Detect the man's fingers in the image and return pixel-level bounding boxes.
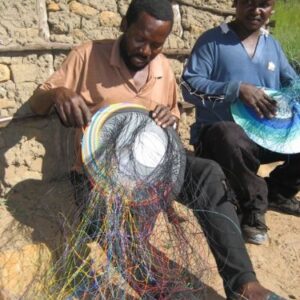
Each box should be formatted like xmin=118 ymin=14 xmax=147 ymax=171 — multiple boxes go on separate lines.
xmin=64 ymin=103 xmax=76 ymax=127
xmin=158 ymin=114 xmax=171 ymax=127
xmin=263 ymin=94 xmax=277 ymax=112
xmin=55 ymin=104 xmax=69 ymax=127
xmin=251 ymin=102 xmax=264 ymax=118
xmin=79 ymin=101 xmax=92 ymax=126
xmin=152 ymin=105 xmax=176 ymax=128
xmin=155 ymin=107 xmax=170 ymax=121
xmin=152 ymin=105 xmax=165 ymax=118
xmin=162 ymin=116 xmax=177 ymax=128
xmin=72 ymin=103 xmax=85 ymax=127
xmin=258 ymin=98 xmax=277 ymax=118
xmin=257 ymin=101 xmax=272 ymax=118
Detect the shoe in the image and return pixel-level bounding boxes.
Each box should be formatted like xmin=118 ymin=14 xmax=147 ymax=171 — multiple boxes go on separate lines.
xmin=229 ymin=281 xmax=287 ymax=300
xmin=268 ymin=194 xmax=300 ymax=216
xmin=242 ymin=213 xmax=268 ymax=245
xmin=229 ymin=291 xmax=287 ymax=300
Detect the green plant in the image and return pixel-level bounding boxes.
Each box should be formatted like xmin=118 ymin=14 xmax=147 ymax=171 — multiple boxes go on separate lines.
xmin=272 ymin=0 xmax=300 ymax=64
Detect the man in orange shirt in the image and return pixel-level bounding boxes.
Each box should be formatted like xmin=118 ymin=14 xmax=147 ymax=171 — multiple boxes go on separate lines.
xmin=29 ymin=0 xmax=284 ymax=299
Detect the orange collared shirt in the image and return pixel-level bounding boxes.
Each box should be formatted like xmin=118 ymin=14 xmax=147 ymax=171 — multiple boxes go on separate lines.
xmin=40 ymin=38 xmax=180 ymax=171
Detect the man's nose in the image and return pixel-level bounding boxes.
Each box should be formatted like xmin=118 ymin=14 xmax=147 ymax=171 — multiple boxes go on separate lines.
xmin=248 ymin=4 xmax=262 ymax=16
xmin=140 ymin=43 xmax=151 ymax=57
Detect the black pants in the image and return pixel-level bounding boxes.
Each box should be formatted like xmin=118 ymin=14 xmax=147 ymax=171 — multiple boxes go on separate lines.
xmin=70 ymin=154 xmax=256 ymax=298
xmin=194 ymin=121 xmax=300 ymax=215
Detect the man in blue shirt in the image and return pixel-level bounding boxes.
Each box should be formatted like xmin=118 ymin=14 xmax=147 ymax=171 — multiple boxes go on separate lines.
xmin=182 ymin=0 xmax=300 ymax=245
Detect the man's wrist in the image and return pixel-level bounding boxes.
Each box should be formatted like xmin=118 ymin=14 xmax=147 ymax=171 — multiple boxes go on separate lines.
xmin=226 ymin=80 xmax=241 ymax=103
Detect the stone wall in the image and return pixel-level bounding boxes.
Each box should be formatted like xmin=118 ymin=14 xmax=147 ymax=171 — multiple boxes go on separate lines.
xmin=0 ymin=0 xmax=234 ymax=195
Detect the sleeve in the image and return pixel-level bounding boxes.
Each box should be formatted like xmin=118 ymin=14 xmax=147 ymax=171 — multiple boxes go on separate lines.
xmin=276 ymin=41 xmax=298 ymax=88
xmin=181 ymin=31 xmax=240 ymax=104
xmin=39 ymin=48 xmax=84 ymax=93
xmin=169 ymin=74 xmax=181 ymax=119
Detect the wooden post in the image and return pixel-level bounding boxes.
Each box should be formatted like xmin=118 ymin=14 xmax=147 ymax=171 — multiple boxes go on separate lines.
xmin=36 ymin=0 xmax=50 ymax=41
xmin=0 ymin=43 xmax=191 ymax=58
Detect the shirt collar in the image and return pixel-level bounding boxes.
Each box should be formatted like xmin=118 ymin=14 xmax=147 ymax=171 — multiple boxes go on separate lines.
xmin=110 ymin=36 xmax=164 ymax=79
xmin=220 ymin=22 xmax=230 ymax=34
xmin=220 ymin=22 xmax=269 ymax=36
xmin=110 ymin=37 xmax=123 ymax=68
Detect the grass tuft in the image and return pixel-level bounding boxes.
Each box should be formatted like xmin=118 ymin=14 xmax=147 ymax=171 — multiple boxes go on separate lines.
xmin=272 ymin=0 xmax=300 ymax=65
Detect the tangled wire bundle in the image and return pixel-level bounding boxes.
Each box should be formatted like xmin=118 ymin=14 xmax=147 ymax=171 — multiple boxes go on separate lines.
xmin=49 ymin=104 xmax=207 ymax=300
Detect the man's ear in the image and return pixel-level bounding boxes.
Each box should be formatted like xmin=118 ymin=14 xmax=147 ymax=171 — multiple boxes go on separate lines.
xmin=120 ymin=17 xmax=128 ymax=33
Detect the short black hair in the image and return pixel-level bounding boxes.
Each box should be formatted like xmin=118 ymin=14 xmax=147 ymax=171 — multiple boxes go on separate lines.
xmin=125 ymin=0 xmax=174 ymax=27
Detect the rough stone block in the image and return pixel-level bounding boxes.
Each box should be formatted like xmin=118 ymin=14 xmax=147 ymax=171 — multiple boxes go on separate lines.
xmin=54 ymin=53 xmax=67 ymax=71
xmin=10 ymin=64 xmax=38 ymax=83
xmin=72 ymin=28 xmax=88 ymax=44
xmin=166 ymin=35 xmax=185 ymax=49
xmin=15 ymin=82 xmax=38 ymax=104
xmin=12 ymin=28 xmax=41 ymax=45
xmin=50 ymin=33 xmax=73 ymax=44
xmin=86 ymin=0 xmax=118 ymax=12
xmin=84 ymin=27 xmax=120 ymax=40
xmin=0 ymin=238 xmax=51 ymax=298
xmin=48 ymin=11 xmax=73 ymax=34
xmin=99 ymin=11 xmax=122 ymax=27
xmin=28 ymin=157 xmax=43 ymax=173
xmin=81 ymin=16 xmax=99 ymax=31
xmin=0 ymin=81 xmax=15 ymax=105
xmin=69 ymin=1 xmax=98 ymax=18
xmin=47 ymin=1 xmax=61 ymax=12
xmin=0 ymin=87 xmax=6 ymax=98
xmin=118 ymin=0 xmax=131 ymax=16
xmin=181 ymin=6 xmax=224 ymax=32
xmin=177 ymin=0 xmax=232 ymax=10
xmin=37 ymin=54 xmax=54 ymax=83
xmin=169 ymin=59 xmax=184 ymax=79
xmin=22 ymin=54 xmax=38 ymax=65
xmin=10 ymin=57 xmax=23 ymax=65
xmin=0 ymin=56 xmax=11 ymax=65
xmin=0 ymin=65 xmax=10 ymax=83
xmin=0 ymin=108 xmax=9 ymax=117
xmin=172 ymin=4 xmax=183 ymax=38
xmin=0 ymin=99 xmax=16 ymax=110
xmin=37 ymin=53 xmax=54 ymax=68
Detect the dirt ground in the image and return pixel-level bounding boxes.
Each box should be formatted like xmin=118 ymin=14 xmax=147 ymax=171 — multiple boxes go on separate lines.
xmin=201 ymin=209 xmax=300 ymax=300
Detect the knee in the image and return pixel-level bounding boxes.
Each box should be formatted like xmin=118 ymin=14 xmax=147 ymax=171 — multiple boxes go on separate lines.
xmin=204 ymin=122 xmax=249 ymax=153
xmin=189 ymin=156 xmax=225 ymax=181
xmin=203 ymin=159 xmax=226 ymax=181
xmin=213 ymin=122 xmax=245 ymax=144
xmin=187 ymin=157 xmax=228 ymax=208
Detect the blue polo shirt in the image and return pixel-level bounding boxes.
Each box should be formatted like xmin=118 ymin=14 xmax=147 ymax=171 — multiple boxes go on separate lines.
xmin=182 ymin=23 xmax=297 ymax=144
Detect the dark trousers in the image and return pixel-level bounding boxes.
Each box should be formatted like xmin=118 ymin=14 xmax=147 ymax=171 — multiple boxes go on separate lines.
xmin=70 ymin=154 xmax=256 ymax=298
xmin=178 ymin=155 xmax=255 ymax=297
xmin=194 ymin=121 xmax=300 ymax=215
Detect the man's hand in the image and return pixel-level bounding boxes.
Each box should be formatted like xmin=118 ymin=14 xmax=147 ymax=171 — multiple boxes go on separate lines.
xmin=53 ymin=87 xmax=91 ymax=127
xmin=239 ymin=83 xmax=277 ymax=119
xmin=152 ymin=105 xmax=178 ymax=128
